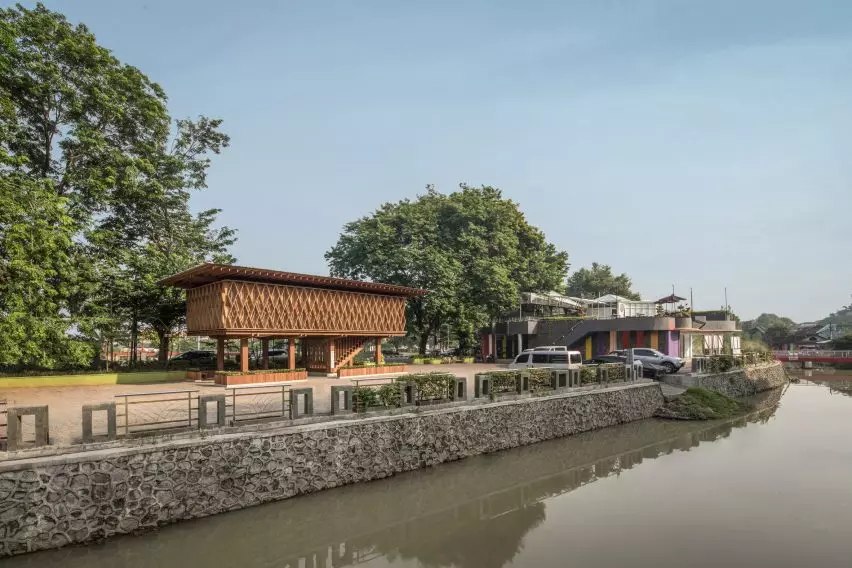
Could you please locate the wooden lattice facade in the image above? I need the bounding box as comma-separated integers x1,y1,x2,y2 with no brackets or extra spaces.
159,263,426,374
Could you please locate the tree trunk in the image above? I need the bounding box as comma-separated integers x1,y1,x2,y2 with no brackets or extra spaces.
418,325,433,356
157,330,170,363
129,315,139,365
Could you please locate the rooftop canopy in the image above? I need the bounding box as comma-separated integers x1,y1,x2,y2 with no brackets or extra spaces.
158,263,427,297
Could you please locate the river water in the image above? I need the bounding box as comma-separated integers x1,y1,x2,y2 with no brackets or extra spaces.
8,373,852,568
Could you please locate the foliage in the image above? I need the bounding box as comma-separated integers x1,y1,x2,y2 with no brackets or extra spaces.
527,367,554,391
404,372,456,402
565,263,640,300
376,382,403,407
354,382,405,409
326,184,569,354
658,388,751,420
580,366,597,384
352,386,379,410
834,334,852,350
0,3,234,369
707,355,736,373
215,368,305,376
488,370,521,393
742,339,772,354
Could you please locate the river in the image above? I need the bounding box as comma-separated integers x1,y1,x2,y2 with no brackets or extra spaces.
7,373,852,568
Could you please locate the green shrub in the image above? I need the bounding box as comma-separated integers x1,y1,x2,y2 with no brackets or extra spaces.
660,387,751,420
426,358,443,365
580,366,597,384
353,386,379,410
488,370,520,393
403,372,455,401
460,357,475,364
376,382,402,407
528,368,553,391
411,357,424,364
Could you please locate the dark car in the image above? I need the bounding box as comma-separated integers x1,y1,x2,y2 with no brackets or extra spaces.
170,350,216,363
586,355,667,379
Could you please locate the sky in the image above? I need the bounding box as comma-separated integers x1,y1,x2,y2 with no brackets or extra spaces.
19,0,852,321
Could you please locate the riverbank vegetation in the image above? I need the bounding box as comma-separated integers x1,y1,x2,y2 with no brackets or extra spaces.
656,388,751,420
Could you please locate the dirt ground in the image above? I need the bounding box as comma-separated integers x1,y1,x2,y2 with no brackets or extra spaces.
1,363,499,446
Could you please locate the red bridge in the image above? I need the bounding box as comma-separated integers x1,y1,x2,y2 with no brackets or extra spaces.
774,350,852,364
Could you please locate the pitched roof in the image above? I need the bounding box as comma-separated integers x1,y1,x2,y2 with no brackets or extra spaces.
157,263,428,297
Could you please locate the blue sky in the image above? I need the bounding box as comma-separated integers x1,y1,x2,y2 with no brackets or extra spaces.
23,0,852,321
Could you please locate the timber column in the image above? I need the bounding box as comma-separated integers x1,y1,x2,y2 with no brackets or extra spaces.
375,338,382,364
216,338,225,371
261,338,269,370
327,339,336,373
240,338,249,373
287,337,296,370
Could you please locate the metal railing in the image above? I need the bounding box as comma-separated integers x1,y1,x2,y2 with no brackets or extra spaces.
227,384,290,424
0,399,7,451
116,390,199,435
773,350,852,360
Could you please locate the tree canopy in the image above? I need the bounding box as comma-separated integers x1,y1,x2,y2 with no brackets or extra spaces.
325,184,569,354
564,263,640,300
0,3,234,368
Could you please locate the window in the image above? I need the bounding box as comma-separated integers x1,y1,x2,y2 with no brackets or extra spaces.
635,349,654,356
532,353,548,363
515,353,529,363
570,353,582,364
549,353,568,363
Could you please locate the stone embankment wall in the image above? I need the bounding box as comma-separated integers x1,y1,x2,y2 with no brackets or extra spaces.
664,362,787,398
0,382,663,558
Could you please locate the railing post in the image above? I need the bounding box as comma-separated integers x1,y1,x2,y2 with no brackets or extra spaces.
289,388,314,418
331,385,354,414
198,395,226,429
82,403,117,443
7,406,49,451
475,374,491,398
451,377,467,401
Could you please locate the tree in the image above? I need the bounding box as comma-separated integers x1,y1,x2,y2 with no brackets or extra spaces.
0,4,235,368
763,325,791,348
326,184,569,354
834,334,852,350
565,263,640,300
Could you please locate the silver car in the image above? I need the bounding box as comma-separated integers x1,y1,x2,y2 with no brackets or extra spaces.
610,348,684,373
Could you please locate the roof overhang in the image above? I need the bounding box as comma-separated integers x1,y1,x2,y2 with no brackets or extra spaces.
158,263,428,298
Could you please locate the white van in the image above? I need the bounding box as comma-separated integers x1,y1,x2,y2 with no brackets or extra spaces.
509,350,583,369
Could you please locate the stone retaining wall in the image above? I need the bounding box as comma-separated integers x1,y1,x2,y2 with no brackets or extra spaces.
663,362,787,398
0,382,662,558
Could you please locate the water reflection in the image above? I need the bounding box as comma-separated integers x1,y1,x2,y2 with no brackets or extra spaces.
8,389,784,568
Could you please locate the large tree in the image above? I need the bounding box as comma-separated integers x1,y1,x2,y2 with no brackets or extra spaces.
565,263,640,300
0,4,234,368
326,184,569,354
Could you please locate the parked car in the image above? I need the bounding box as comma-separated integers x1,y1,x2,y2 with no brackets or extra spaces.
169,350,216,364
509,350,583,369
609,348,685,373
586,355,667,379
252,349,288,365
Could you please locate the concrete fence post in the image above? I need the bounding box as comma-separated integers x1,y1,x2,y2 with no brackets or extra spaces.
518,372,531,394
289,388,314,418
597,366,609,385
451,377,468,401
81,402,117,442
331,386,354,414
568,368,580,388
400,382,417,406
474,374,491,398
198,395,226,429
7,406,49,451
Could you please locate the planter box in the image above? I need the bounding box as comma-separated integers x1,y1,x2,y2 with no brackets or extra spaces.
337,365,407,378
215,370,308,386
186,370,217,381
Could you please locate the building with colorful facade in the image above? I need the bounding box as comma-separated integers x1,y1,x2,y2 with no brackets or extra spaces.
480,292,740,362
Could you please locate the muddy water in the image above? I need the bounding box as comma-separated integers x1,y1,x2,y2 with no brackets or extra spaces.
8,380,852,568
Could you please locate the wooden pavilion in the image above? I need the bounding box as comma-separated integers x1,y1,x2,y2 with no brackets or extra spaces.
159,263,426,374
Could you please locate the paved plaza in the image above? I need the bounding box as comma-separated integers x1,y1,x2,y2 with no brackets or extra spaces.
1,364,500,446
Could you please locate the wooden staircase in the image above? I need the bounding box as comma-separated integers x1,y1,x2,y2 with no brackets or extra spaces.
333,336,374,371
